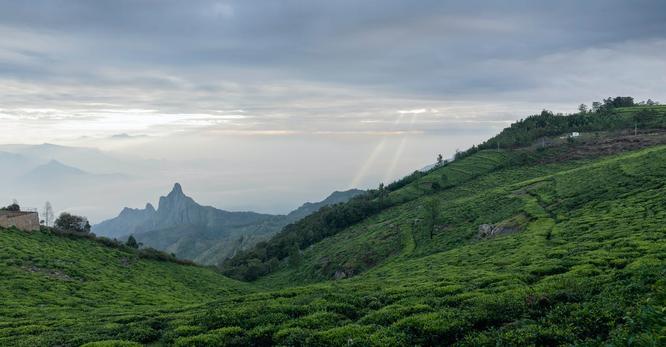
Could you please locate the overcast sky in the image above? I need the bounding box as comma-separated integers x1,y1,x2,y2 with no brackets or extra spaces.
1,1,665,219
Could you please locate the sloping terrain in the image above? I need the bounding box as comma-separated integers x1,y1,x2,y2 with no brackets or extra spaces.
0,228,249,346
4,136,663,346
159,143,666,346
2,106,665,346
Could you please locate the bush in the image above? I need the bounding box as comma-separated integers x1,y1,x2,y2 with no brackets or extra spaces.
80,341,142,347
174,327,245,347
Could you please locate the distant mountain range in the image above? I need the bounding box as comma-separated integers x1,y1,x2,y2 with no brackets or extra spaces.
93,183,363,265
17,160,128,189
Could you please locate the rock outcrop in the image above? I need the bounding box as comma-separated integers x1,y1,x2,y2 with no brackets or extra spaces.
478,223,520,238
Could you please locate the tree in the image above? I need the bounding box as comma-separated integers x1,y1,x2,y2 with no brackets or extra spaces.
603,96,634,109
578,104,588,114
43,201,54,227
437,154,443,166
612,96,635,108
1,203,20,212
423,198,441,239
126,235,139,249
53,212,90,233
592,102,602,113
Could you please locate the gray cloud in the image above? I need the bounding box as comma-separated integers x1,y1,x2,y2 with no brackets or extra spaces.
2,1,665,94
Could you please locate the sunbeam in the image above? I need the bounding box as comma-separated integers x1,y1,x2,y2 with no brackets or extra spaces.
349,113,406,188
383,112,418,183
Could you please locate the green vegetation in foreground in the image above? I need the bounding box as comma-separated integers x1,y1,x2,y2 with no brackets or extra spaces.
0,228,250,346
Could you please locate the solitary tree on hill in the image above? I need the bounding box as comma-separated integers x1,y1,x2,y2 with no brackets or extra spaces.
437,154,443,165
54,212,90,233
126,235,139,249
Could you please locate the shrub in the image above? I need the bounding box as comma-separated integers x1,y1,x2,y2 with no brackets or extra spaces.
80,341,142,347
174,327,245,347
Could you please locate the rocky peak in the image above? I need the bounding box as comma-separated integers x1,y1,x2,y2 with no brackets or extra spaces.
159,183,193,206
168,183,184,197
157,183,201,225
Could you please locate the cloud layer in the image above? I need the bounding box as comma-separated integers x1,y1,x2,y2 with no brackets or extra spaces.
1,0,665,142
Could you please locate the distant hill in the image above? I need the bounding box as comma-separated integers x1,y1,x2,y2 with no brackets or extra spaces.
0,151,34,178
16,159,127,189
0,143,125,173
286,189,364,221
93,184,363,264
20,159,86,180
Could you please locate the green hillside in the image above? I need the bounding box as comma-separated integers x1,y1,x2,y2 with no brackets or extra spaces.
2,104,666,346
168,142,666,346
0,228,250,346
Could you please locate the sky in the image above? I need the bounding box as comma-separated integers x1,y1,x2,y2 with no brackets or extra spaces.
1,0,665,221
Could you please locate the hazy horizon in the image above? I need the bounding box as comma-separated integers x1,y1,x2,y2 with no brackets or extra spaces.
1,0,665,222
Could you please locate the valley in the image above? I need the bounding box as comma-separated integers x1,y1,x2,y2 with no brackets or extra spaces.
93,186,363,265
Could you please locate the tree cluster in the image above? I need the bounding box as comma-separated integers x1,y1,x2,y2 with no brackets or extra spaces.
53,212,91,234
459,97,665,155
1,203,20,212
220,178,431,281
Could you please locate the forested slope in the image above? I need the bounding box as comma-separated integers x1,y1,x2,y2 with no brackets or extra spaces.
223,104,666,283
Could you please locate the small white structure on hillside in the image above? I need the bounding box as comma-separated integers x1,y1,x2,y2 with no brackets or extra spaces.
560,132,580,139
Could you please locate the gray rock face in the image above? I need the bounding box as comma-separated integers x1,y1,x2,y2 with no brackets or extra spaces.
95,203,157,238
94,182,281,239
93,184,364,265
334,269,349,280
478,223,519,238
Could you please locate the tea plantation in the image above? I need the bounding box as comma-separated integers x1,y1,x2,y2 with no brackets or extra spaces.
0,229,250,346
2,106,665,346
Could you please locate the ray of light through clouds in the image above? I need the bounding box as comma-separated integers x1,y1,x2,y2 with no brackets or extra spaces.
0,0,665,221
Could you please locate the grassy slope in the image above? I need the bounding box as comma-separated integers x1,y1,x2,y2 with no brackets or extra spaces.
0,229,250,346
167,144,666,346
3,132,666,345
